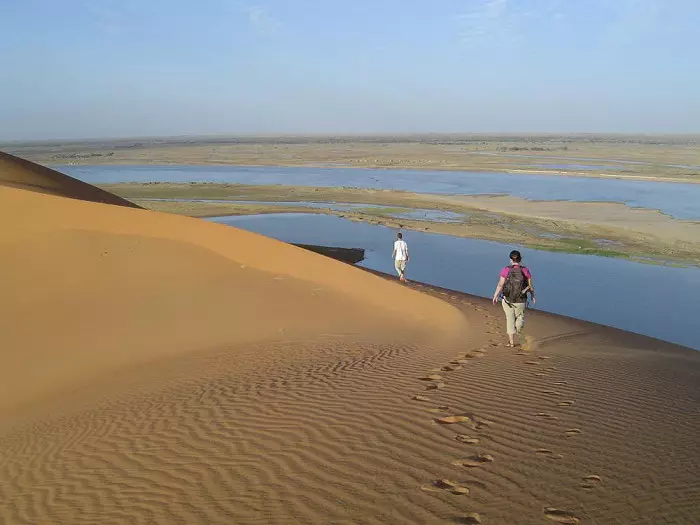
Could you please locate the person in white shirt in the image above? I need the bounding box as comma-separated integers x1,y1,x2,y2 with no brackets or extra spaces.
392,232,409,282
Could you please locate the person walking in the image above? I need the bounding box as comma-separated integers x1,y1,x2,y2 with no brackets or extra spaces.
492,250,535,347
392,232,409,282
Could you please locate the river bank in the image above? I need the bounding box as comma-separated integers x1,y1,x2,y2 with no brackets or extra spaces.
103,182,700,267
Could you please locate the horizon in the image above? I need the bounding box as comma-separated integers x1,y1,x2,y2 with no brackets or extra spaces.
2,0,699,141
4,131,700,147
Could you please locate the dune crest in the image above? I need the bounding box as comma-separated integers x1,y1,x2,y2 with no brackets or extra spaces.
0,151,140,208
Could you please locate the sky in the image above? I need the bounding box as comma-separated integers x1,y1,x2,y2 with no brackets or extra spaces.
1,0,699,140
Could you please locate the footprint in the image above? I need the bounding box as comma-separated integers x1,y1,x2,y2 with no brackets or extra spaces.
426,382,446,390
525,360,539,365
544,507,580,524
442,364,463,372
534,373,547,378
553,381,568,385
565,428,582,437
535,412,559,420
538,355,551,360
421,478,470,495
536,449,564,459
545,366,557,372
521,335,536,350
457,513,482,524
558,401,575,407
581,474,603,489
474,417,493,430
437,415,473,425
455,435,480,445
412,395,431,402
428,406,452,413
420,374,443,381
452,453,494,467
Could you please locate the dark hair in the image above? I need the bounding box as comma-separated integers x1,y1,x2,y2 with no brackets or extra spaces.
397,232,403,239
509,250,522,263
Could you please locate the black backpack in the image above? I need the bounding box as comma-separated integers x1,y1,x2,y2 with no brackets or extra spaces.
502,266,528,303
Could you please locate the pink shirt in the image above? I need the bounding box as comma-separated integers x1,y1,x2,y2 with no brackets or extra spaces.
499,265,532,280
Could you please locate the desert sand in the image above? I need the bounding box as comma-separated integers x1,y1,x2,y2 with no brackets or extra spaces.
1,154,699,524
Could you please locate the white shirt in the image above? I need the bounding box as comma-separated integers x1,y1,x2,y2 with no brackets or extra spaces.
394,239,409,261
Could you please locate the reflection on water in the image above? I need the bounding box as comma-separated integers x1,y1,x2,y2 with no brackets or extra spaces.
61,164,700,220
209,213,700,350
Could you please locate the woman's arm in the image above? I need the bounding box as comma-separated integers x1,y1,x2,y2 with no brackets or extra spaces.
492,276,506,304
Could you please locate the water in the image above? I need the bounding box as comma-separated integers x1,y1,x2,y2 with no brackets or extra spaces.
388,209,463,223
209,213,700,350
60,165,700,220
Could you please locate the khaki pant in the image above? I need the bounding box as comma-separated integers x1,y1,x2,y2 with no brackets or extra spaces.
394,259,406,276
502,300,526,335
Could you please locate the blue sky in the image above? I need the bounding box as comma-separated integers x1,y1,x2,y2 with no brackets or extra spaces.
1,0,698,140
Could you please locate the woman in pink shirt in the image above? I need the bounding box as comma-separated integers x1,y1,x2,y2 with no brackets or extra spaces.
492,250,536,347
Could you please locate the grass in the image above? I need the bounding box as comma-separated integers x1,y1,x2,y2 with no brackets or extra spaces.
526,240,631,260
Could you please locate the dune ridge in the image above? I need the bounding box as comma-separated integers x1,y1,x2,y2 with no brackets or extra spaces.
0,151,140,208
1,157,698,524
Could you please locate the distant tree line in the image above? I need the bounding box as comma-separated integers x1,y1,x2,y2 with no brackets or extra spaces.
51,152,114,159
496,146,568,152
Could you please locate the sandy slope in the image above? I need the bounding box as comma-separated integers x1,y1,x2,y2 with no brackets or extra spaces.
0,184,465,421
0,151,139,207
1,159,699,524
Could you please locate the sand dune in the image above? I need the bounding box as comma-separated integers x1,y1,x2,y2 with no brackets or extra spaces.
0,183,465,421
1,159,699,524
0,151,140,207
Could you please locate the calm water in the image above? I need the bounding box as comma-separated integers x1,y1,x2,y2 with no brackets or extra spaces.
60,165,700,220
209,213,700,350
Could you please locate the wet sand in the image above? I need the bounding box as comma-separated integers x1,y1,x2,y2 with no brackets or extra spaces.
1,156,699,524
